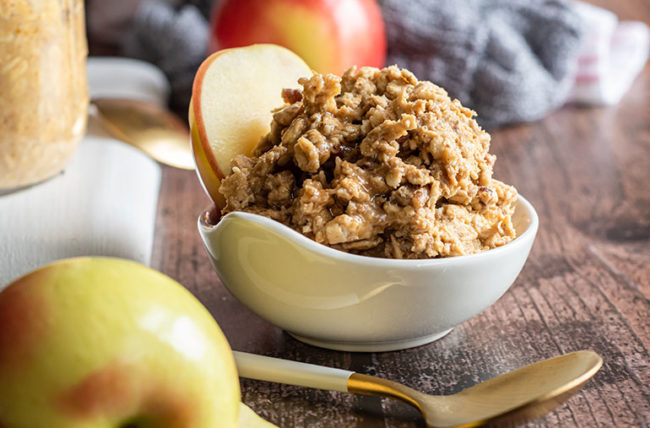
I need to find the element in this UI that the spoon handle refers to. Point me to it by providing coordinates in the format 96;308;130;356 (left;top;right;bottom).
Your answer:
233;351;353;392
233;351;422;411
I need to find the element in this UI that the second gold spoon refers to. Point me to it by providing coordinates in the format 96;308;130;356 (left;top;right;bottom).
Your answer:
92;98;194;170
234;350;602;427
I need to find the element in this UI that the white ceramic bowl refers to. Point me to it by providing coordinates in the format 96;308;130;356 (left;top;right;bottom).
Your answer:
198;196;538;352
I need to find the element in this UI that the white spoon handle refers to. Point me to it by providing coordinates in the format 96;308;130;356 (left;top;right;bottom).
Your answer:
233;351;353;393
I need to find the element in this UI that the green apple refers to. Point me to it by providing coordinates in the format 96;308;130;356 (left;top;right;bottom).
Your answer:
0;257;265;428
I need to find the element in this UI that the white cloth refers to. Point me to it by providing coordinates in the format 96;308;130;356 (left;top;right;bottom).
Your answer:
570;1;650;105
0;137;161;288
87;57;170;106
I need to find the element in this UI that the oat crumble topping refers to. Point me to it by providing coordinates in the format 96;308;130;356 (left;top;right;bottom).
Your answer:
219;65;517;259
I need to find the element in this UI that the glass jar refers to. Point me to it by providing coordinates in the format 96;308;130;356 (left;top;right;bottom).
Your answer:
0;0;88;191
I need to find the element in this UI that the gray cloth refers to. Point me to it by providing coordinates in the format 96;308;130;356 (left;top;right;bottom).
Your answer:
379;0;584;128
122;0;209;113
113;0;583;127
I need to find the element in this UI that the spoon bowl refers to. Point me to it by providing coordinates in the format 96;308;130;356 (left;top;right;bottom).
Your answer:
92;98;194;170
347;350;603;427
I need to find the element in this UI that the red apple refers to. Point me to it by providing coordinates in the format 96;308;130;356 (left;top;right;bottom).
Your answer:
210;0;386;75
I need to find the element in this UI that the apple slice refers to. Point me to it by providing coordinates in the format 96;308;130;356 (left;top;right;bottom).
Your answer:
190;44;312;208
238;402;278;427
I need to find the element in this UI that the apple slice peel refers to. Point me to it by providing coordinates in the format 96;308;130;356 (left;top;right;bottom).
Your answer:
190;44;312;208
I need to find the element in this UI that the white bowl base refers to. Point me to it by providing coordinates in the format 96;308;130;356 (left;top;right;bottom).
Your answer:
288;329;454;352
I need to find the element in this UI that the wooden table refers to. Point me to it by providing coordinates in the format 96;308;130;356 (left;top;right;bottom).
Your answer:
150;4;650;427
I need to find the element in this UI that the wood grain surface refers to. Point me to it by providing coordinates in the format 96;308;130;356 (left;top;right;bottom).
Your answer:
150;2;650;426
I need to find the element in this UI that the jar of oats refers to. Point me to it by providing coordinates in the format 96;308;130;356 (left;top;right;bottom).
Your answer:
0;0;88;191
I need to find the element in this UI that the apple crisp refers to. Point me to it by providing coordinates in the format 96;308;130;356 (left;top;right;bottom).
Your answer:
219;65;517;259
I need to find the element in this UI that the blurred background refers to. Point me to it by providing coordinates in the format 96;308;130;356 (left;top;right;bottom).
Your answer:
84;0;649;128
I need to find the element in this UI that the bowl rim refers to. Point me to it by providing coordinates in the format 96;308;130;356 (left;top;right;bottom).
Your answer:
200;194;538;267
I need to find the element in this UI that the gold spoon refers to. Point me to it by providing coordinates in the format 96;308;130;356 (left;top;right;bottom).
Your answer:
234;350;602;427
91;98;194;170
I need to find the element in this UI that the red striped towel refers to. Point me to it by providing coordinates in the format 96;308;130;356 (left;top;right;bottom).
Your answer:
569;1;650;105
